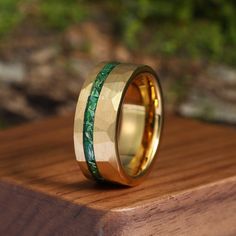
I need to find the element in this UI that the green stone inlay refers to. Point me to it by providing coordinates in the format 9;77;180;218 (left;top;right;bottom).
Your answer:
83;62;119;180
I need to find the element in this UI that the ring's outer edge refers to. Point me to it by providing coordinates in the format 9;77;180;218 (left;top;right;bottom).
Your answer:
74;62;164;186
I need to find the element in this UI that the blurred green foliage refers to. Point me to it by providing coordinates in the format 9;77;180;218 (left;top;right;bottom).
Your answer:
104;0;236;63
39;0;86;30
0;0;235;64
0;0;86;34
0;0;23;36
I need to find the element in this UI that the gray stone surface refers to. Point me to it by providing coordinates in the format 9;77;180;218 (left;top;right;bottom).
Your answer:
0;62;25;83
179;65;236;124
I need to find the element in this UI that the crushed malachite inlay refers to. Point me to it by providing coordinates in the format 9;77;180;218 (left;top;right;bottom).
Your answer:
83;62;119;180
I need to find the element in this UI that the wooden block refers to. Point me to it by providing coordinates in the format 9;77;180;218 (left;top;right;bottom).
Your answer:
0;114;236;236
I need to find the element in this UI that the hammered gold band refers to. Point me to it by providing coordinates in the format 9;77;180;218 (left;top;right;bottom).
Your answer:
74;62;163;186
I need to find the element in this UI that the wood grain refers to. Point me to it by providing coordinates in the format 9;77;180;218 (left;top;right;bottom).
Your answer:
0;114;236;236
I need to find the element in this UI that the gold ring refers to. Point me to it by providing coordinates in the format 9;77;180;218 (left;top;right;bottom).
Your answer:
74;62;164;186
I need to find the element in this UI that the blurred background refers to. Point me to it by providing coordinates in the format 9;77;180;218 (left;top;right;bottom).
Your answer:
0;0;236;129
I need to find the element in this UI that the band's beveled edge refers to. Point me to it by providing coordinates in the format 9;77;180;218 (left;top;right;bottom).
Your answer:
82;62;119;180
117;66;164;181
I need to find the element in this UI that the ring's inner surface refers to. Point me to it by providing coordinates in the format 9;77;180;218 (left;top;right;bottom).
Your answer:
117;72;162;177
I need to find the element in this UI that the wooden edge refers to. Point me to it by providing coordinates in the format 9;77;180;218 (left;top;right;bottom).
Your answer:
99;176;236;236
0;180;105;236
1;175;236;236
